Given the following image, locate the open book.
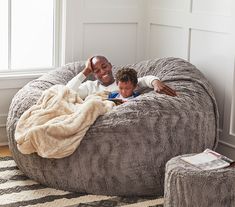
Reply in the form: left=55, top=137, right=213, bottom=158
left=107, top=98, right=125, bottom=105
left=180, top=149, right=234, bottom=170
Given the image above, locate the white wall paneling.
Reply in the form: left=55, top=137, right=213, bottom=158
left=231, top=71, right=235, bottom=135
left=0, top=75, right=42, bottom=145
left=62, top=0, right=82, bottom=64
left=63, top=0, right=146, bottom=66
left=83, top=23, right=138, bottom=65
left=217, top=0, right=235, bottom=155
left=192, top=0, right=232, bottom=16
left=146, top=0, right=191, bottom=59
left=0, top=75, right=41, bottom=114
left=230, top=0, right=235, bottom=138
left=84, top=0, right=138, bottom=9
left=220, top=56, right=235, bottom=145
left=149, top=24, right=186, bottom=59
left=190, top=29, right=233, bottom=128
left=149, top=0, right=189, bottom=12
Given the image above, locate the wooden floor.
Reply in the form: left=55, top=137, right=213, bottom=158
left=0, top=146, right=11, bottom=157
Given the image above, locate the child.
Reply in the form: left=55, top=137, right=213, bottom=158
left=108, top=68, right=140, bottom=102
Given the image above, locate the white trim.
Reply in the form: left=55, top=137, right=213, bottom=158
left=2, top=0, right=62, bottom=72
left=219, top=140, right=235, bottom=150
left=0, top=75, right=42, bottom=89
left=186, top=28, right=191, bottom=61
left=8, top=0, right=11, bottom=70
left=230, top=55, right=235, bottom=135
left=54, top=0, right=63, bottom=67
left=189, top=0, right=193, bottom=13
left=60, top=0, right=66, bottom=65
left=0, top=71, right=49, bottom=80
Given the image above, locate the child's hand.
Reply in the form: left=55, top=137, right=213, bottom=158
left=108, top=98, right=125, bottom=105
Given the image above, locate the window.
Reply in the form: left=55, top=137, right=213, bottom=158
left=0, top=0, right=61, bottom=73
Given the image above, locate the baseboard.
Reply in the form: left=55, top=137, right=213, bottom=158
left=0, top=142, right=8, bottom=147
left=217, top=141, right=235, bottom=160
left=218, top=140, right=235, bottom=150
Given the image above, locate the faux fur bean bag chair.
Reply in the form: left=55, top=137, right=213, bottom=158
left=7, top=57, right=219, bottom=196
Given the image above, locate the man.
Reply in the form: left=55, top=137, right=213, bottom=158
left=66, top=56, right=177, bottom=99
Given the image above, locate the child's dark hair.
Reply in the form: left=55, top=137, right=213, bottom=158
left=115, top=68, right=138, bottom=86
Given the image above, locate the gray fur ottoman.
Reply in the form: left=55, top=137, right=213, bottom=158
left=7, top=57, right=219, bottom=196
left=164, top=155, right=235, bottom=207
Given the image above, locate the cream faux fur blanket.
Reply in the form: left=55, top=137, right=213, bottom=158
left=15, top=85, right=114, bottom=159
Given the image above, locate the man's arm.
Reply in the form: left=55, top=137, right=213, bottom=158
left=138, top=76, right=177, bottom=96
left=151, top=79, right=177, bottom=96
left=66, top=72, right=86, bottom=91
left=66, top=58, right=93, bottom=99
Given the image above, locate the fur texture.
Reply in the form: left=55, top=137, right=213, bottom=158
left=15, top=85, right=114, bottom=158
left=164, top=155, right=235, bottom=207
left=7, top=57, right=219, bottom=196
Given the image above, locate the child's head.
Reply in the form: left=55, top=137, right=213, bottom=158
left=115, top=68, right=138, bottom=98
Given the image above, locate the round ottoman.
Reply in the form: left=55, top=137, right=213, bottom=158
left=7, top=57, right=219, bottom=196
left=164, top=155, right=235, bottom=207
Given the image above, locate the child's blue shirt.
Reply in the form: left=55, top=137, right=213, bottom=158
left=108, top=91, right=140, bottom=100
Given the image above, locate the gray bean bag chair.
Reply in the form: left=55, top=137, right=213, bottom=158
left=7, top=57, right=219, bottom=196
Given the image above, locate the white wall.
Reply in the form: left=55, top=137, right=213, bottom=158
left=63, top=0, right=147, bottom=65
left=1, top=0, right=235, bottom=159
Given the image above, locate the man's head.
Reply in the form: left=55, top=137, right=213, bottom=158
left=115, top=68, right=138, bottom=98
left=91, top=56, right=115, bottom=86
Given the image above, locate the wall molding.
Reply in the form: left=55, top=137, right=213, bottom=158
left=0, top=74, right=43, bottom=90
left=0, top=114, right=7, bottom=127
left=149, top=23, right=183, bottom=29
left=230, top=67, right=235, bottom=135
left=219, top=140, right=235, bottom=150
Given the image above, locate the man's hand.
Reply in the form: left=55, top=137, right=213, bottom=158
left=82, top=57, right=94, bottom=77
left=152, top=79, right=177, bottom=96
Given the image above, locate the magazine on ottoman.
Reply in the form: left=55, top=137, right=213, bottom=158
left=181, top=149, right=234, bottom=170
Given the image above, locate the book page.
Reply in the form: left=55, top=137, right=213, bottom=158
left=181, top=149, right=232, bottom=170
left=197, top=160, right=229, bottom=170
left=181, top=153, right=217, bottom=165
